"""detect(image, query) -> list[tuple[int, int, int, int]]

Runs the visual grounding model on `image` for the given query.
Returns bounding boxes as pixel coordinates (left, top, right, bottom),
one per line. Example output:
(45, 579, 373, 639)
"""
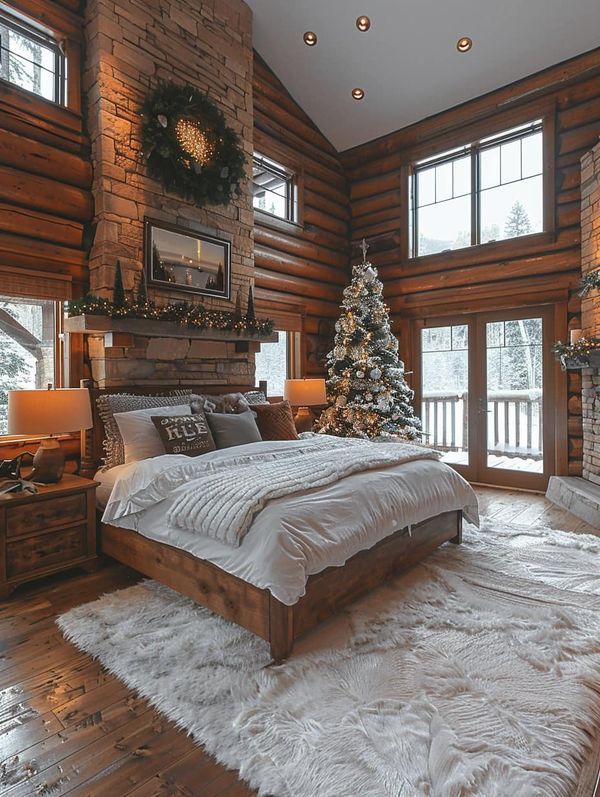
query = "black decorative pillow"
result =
(151, 412, 216, 457)
(96, 391, 191, 470)
(190, 392, 250, 414)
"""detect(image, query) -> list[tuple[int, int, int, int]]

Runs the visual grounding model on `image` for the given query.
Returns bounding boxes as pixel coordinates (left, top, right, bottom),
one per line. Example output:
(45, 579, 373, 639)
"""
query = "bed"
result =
(82, 384, 479, 662)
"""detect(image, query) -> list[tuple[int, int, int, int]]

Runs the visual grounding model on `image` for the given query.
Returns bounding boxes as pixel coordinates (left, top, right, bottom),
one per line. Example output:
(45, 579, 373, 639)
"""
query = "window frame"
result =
(0, 0, 82, 118)
(0, 296, 64, 441)
(404, 99, 556, 265)
(0, 6, 66, 105)
(253, 152, 299, 226)
(254, 302, 305, 399)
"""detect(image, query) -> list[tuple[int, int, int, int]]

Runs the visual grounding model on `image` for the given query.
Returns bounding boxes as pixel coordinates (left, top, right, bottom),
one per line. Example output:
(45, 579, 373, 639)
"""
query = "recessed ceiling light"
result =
(356, 16, 371, 32)
(351, 87, 365, 101)
(456, 36, 472, 53)
(303, 31, 317, 46)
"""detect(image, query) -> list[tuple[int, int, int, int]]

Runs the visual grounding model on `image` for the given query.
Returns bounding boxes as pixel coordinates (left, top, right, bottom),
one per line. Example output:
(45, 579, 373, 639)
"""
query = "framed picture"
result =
(144, 218, 231, 300)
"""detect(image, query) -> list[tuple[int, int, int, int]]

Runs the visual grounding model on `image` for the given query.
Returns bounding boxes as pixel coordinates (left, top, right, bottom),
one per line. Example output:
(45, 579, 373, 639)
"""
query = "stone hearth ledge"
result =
(546, 476, 600, 528)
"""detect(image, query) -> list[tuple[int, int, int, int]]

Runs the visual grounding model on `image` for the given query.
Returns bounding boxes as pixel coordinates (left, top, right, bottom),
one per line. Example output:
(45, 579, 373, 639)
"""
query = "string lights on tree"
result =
(315, 240, 421, 440)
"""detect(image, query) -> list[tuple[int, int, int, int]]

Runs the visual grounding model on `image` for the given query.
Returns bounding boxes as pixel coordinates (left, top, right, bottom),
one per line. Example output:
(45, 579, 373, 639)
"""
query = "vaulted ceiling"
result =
(247, 0, 600, 151)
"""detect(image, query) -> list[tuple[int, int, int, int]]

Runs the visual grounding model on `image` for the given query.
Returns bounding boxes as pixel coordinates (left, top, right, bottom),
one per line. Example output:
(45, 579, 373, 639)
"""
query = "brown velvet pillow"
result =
(151, 412, 216, 457)
(252, 401, 299, 441)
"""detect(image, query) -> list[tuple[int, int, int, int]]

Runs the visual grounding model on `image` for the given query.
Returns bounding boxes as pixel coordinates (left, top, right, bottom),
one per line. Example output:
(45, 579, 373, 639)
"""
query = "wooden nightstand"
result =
(0, 474, 99, 599)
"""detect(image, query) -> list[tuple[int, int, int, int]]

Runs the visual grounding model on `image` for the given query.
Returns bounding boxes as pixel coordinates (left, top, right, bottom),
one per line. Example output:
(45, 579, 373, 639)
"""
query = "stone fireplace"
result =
(79, 0, 258, 389)
(580, 141, 600, 486)
(547, 138, 600, 525)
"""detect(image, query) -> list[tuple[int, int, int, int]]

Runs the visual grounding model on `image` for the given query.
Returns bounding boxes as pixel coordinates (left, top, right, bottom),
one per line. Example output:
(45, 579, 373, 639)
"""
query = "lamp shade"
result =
(8, 388, 93, 436)
(284, 378, 326, 407)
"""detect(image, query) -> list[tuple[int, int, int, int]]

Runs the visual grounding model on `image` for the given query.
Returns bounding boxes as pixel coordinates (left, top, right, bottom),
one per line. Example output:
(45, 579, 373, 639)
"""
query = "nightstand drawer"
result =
(6, 493, 88, 538)
(6, 525, 88, 578)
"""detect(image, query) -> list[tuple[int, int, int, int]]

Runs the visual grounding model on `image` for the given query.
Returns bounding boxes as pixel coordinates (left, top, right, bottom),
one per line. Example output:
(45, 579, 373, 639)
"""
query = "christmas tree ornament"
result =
(315, 240, 421, 440)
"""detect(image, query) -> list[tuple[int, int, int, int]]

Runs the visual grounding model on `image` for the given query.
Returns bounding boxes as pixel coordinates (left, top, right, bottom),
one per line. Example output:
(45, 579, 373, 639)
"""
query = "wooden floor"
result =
(0, 487, 598, 797)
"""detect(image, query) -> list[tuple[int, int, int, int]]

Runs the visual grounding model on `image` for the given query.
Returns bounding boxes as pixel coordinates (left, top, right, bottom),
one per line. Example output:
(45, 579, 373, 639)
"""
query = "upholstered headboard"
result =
(80, 382, 267, 477)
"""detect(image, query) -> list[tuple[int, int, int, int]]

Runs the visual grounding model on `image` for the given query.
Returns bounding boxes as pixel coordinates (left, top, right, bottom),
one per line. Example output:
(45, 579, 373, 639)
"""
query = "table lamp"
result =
(283, 378, 327, 433)
(7, 388, 93, 483)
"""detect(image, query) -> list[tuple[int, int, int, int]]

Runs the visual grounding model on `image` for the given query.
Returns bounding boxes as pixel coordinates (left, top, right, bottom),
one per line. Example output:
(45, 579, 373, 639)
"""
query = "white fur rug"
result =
(58, 524, 600, 797)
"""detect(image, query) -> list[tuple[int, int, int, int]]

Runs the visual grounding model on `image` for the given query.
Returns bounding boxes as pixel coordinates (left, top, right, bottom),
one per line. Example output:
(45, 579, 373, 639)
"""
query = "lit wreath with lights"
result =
(140, 82, 246, 207)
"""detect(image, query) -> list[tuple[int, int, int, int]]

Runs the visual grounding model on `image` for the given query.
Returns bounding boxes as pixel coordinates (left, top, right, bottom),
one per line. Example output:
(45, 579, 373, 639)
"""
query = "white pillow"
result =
(114, 404, 191, 463)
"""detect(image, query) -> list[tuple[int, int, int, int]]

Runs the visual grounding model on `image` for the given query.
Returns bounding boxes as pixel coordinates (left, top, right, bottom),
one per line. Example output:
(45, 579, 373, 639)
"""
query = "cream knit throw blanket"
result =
(166, 436, 439, 546)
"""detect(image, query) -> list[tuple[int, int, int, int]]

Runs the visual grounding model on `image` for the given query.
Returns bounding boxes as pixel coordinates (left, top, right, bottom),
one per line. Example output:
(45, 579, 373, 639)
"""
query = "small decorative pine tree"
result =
(504, 201, 532, 238)
(137, 270, 147, 305)
(113, 261, 126, 307)
(246, 285, 255, 321)
(315, 241, 422, 440)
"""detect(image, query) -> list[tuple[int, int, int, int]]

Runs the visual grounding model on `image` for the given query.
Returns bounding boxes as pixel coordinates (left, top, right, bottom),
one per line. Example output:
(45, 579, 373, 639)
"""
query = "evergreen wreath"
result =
(140, 82, 246, 207)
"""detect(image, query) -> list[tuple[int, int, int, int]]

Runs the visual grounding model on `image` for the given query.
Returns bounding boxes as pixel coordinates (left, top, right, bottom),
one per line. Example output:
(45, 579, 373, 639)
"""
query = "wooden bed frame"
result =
(82, 383, 462, 662)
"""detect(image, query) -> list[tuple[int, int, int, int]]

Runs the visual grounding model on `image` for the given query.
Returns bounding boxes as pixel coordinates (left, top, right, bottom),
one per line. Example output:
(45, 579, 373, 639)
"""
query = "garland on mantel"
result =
(580, 269, 600, 296)
(552, 336, 600, 367)
(66, 294, 275, 337)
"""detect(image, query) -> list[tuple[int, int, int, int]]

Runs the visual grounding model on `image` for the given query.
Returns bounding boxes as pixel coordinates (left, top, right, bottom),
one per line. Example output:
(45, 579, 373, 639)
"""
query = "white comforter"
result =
(105, 434, 442, 547)
(99, 438, 479, 605)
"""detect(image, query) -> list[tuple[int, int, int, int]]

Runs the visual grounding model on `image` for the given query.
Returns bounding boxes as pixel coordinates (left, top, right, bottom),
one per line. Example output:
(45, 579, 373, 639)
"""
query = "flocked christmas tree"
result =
(315, 240, 421, 440)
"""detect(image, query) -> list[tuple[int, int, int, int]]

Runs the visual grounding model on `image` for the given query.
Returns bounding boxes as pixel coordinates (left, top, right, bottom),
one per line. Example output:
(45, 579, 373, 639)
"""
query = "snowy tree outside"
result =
(0, 297, 57, 434)
(421, 318, 543, 471)
(411, 124, 543, 256)
(255, 331, 288, 396)
(0, 16, 59, 102)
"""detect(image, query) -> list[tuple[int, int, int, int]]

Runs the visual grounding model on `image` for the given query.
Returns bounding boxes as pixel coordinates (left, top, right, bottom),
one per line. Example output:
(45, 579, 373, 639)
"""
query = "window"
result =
(0, 296, 60, 434)
(0, 10, 65, 104)
(410, 120, 544, 257)
(253, 154, 298, 223)
(254, 331, 290, 397)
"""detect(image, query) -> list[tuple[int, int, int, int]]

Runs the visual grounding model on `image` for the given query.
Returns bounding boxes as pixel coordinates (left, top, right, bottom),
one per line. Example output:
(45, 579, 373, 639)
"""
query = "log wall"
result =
(253, 54, 350, 376)
(341, 49, 600, 476)
(0, 0, 92, 295)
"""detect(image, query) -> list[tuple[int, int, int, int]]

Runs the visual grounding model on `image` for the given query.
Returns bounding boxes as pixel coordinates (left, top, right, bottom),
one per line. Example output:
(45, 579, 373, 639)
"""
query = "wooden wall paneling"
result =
(341, 48, 600, 474)
(253, 53, 350, 377)
(0, 0, 91, 295)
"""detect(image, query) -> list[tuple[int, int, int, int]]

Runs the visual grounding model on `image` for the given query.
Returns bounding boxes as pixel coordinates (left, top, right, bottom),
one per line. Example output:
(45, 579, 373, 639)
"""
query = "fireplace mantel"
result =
(562, 352, 600, 370)
(64, 314, 278, 344)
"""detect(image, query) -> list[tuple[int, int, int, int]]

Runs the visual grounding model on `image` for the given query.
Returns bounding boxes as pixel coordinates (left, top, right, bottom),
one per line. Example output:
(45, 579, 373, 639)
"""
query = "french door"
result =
(414, 306, 556, 490)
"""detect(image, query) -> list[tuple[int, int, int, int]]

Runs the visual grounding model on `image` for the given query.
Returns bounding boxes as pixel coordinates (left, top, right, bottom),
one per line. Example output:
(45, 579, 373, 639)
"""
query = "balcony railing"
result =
(422, 390, 543, 460)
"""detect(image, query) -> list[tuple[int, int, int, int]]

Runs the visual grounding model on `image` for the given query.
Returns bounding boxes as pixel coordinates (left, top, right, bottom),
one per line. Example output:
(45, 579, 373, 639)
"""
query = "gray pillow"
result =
(97, 391, 191, 470)
(206, 410, 262, 449)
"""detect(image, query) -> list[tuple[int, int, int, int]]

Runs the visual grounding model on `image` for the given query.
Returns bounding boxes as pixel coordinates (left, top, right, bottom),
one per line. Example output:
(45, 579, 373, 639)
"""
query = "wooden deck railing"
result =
(422, 390, 543, 460)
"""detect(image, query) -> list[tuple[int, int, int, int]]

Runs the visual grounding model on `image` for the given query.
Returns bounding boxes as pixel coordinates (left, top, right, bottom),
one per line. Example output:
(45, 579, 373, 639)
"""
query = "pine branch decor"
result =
(140, 82, 246, 207)
(552, 337, 600, 368)
(315, 240, 422, 440)
(580, 269, 600, 296)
